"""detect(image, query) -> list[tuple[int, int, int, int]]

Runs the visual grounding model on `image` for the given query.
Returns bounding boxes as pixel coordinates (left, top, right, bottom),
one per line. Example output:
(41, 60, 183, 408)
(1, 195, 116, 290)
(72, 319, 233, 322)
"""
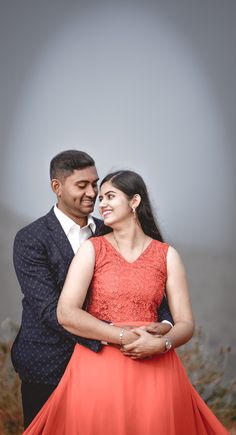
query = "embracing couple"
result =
(11, 150, 228, 434)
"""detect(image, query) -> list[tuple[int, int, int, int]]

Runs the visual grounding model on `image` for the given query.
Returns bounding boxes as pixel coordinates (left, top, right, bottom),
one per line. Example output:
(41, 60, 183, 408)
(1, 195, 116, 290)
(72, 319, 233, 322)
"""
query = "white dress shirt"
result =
(53, 205, 96, 254)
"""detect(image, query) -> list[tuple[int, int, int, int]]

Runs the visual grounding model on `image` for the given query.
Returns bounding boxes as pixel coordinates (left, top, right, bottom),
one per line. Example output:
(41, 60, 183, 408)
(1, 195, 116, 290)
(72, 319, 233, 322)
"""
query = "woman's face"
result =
(98, 181, 133, 227)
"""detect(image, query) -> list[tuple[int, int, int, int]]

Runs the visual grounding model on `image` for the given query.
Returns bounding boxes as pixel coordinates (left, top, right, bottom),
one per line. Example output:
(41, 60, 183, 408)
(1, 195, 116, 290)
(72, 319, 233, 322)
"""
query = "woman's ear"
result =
(129, 194, 141, 212)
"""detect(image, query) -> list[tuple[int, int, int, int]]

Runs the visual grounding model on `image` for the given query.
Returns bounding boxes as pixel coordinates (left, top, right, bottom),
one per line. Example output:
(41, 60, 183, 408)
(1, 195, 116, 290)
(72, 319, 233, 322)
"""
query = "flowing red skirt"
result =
(24, 340, 228, 434)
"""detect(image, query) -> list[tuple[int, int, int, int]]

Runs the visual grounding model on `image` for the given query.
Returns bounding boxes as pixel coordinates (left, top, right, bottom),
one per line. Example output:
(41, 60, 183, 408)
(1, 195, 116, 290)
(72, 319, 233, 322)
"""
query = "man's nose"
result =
(85, 185, 97, 197)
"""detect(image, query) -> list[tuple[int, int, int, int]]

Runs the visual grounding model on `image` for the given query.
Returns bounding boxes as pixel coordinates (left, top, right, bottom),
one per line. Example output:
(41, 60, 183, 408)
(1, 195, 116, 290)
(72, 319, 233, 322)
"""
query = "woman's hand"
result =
(121, 329, 140, 346)
(120, 329, 166, 359)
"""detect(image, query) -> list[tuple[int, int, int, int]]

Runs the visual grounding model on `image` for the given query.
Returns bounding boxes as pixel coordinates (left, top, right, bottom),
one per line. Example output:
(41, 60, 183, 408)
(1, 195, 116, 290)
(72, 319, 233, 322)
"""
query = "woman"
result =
(24, 170, 228, 434)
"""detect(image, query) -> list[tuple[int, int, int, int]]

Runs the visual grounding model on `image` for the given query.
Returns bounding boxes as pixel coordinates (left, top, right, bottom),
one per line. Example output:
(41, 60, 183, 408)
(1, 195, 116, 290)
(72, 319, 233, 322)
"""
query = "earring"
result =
(132, 206, 136, 214)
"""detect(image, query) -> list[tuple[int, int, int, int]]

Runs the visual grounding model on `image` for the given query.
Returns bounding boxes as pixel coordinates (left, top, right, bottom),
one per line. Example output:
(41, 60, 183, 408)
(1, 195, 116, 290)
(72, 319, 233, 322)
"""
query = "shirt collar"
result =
(87, 214, 96, 234)
(53, 205, 96, 235)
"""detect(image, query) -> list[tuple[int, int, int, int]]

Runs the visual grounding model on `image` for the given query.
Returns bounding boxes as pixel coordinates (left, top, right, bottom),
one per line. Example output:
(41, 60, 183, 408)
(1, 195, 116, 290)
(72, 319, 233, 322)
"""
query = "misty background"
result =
(0, 1, 235, 376)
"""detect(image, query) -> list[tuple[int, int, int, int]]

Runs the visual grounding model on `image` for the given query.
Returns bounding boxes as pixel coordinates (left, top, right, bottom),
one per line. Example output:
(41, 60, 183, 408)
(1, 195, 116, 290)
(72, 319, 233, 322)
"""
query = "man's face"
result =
(52, 166, 99, 222)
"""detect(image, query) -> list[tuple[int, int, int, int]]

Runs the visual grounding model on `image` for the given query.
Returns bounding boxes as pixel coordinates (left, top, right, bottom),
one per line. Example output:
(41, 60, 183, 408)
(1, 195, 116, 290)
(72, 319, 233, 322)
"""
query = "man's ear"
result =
(51, 179, 62, 197)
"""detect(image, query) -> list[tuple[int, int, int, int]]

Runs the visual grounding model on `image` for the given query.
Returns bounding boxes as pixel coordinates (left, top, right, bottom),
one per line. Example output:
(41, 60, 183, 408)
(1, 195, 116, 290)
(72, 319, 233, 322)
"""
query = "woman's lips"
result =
(102, 209, 112, 217)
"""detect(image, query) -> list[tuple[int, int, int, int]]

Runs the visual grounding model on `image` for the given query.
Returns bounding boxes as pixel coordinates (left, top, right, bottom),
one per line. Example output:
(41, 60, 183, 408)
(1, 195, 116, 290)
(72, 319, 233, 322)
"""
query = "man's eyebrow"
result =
(75, 178, 99, 184)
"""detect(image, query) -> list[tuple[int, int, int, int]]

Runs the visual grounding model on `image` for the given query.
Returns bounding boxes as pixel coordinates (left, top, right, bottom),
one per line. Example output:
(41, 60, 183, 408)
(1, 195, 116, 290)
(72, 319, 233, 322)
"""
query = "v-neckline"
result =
(102, 236, 154, 265)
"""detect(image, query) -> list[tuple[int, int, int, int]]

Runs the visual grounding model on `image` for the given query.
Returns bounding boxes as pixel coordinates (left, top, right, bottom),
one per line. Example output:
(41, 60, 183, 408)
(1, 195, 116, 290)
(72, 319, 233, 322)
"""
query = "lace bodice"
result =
(87, 236, 169, 323)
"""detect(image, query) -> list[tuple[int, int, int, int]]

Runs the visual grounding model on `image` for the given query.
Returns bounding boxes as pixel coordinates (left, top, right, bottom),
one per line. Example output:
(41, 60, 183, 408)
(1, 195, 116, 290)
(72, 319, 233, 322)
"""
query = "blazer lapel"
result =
(45, 208, 74, 264)
(94, 217, 104, 235)
(45, 209, 103, 261)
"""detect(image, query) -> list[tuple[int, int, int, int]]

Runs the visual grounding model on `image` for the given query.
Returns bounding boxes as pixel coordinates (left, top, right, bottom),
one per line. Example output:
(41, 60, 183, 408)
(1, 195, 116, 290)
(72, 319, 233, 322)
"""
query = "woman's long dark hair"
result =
(99, 170, 164, 242)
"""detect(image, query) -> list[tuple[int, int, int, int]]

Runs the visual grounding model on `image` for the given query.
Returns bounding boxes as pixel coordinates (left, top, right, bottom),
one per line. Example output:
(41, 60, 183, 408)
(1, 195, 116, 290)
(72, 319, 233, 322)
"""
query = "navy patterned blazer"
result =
(11, 207, 172, 385)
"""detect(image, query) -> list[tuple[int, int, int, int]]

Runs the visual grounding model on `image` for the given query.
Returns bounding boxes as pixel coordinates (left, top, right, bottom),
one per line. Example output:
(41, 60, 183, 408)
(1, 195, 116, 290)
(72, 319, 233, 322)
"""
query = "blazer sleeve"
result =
(157, 295, 174, 324)
(13, 229, 102, 352)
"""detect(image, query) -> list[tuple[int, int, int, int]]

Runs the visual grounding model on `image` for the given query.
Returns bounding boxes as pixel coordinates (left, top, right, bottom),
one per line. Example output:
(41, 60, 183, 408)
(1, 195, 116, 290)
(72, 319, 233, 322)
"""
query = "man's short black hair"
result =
(50, 150, 95, 180)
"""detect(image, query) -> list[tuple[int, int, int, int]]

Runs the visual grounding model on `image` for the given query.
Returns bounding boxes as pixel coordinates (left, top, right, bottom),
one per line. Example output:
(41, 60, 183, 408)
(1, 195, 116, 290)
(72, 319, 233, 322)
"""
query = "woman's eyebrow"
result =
(98, 190, 116, 200)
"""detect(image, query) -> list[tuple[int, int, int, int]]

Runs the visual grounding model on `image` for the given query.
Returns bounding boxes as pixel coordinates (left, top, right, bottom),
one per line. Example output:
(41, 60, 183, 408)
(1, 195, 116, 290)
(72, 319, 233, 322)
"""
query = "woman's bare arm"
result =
(122, 246, 194, 357)
(57, 240, 137, 345)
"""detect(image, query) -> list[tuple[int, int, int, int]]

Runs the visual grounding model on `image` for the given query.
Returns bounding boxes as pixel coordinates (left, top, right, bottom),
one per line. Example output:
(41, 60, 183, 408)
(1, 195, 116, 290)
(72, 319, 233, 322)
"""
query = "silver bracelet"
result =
(119, 328, 126, 345)
(162, 336, 172, 353)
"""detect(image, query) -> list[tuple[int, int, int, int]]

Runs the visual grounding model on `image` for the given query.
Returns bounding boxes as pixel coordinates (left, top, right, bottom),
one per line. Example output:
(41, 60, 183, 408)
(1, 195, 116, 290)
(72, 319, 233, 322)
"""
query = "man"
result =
(11, 150, 172, 428)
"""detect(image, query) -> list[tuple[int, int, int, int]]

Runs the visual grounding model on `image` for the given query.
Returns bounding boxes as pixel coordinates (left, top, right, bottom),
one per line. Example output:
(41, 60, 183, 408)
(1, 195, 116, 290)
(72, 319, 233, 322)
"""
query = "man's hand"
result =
(120, 329, 166, 359)
(142, 322, 172, 336)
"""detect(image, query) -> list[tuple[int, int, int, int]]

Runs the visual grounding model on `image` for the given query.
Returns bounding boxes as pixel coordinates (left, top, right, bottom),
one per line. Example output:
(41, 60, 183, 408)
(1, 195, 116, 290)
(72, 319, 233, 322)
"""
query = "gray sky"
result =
(0, 2, 236, 370)
(0, 0, 235, 253)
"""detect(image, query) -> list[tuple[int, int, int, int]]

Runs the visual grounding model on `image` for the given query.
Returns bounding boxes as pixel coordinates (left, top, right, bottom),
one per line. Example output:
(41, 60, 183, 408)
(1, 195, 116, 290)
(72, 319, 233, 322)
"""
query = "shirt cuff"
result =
(161, 320, 173, 327)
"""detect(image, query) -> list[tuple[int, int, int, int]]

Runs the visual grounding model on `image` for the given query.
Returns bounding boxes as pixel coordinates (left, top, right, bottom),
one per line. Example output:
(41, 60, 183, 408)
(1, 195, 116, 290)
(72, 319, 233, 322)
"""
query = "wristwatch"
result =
(163, 337, 172, 353)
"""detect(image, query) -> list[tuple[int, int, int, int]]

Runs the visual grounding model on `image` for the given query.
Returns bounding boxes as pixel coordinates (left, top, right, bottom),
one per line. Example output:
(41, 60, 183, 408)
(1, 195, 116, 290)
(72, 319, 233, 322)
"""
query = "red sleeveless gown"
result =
(24, 237, 228, 434)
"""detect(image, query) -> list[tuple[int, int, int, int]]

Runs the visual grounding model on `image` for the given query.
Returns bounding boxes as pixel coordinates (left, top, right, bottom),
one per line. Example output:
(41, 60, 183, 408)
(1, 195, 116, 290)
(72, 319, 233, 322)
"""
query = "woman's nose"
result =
(99, 198, 107, 208)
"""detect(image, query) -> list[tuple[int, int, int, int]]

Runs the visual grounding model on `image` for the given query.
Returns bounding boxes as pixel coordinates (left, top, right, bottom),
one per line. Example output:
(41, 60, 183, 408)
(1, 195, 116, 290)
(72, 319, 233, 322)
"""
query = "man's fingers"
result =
(146, 326, 157, 332)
